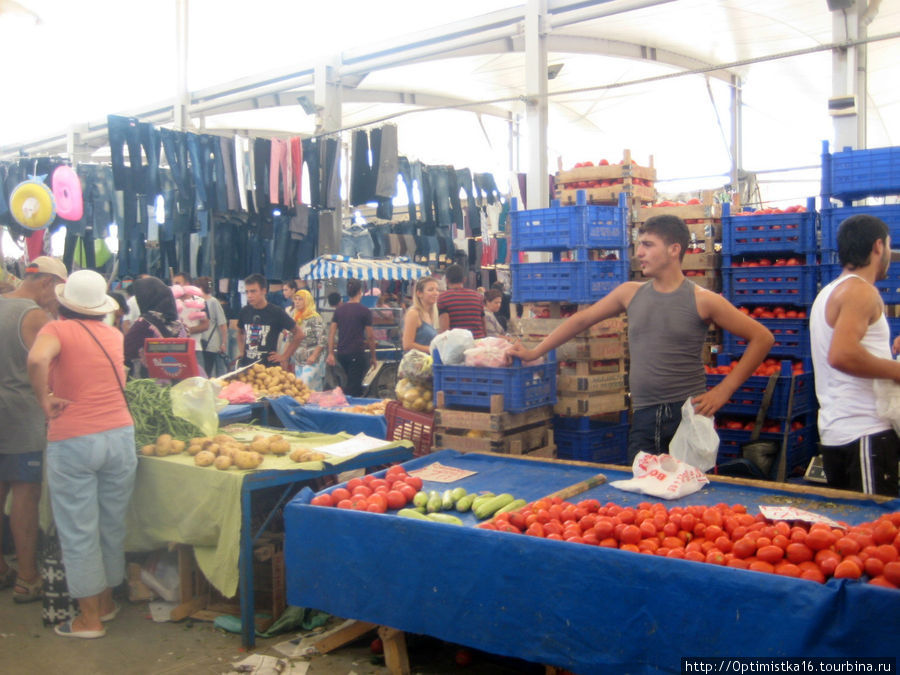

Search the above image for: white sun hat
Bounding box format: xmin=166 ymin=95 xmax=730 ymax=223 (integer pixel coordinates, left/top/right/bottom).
xmin=55 ymin=270 xmax=119 ymax=316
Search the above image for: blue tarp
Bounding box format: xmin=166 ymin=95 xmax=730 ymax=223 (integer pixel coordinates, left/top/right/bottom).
xmin=284 ymin=450 xmax=900 ymax=674
xmin=268 ymin=395 xmax=387 ymax=438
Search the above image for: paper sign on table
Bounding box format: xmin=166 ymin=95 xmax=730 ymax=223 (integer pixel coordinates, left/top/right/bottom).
xmin=408 ymin=462 xmax=477 ymax=483
xmin=759 ymin=505 xmax=846 ymax=529
xmin=316 ymin=433 xmax=392 ymax=458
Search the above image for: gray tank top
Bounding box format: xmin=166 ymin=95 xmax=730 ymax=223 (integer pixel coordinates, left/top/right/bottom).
xmin=627 ymin=279 xmax=708 ymax=409
xmin=0 ymin=297 xmax=47 ymax=454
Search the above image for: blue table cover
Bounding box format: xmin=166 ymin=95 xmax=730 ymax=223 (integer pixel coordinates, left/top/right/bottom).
xmin=269 ymin=395 xmax=387 ymax=438
xmin=218 ymin=401 xmax=268 ymax=424
xmin=284 ymin=450 xmax=900 ymax=674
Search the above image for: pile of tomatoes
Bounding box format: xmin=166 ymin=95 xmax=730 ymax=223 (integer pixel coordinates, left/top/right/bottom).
xmin=737 ymin=306 xmax=807 ymax=320
xmin=705 ymin=358 xmax=805 ymax=377
xmin=731 ymin=258 xmax=802 ymax=267
xmin=309 ymin=465 xmax=423 ymax=513
xmin=733 ymin=205 xmax=808 ymax=215
xmin=480 ymin=498 xmax=900 ymax=588
xmin=717 ymin=418 xmax=805 ymax=434
xmin=652 ymin=199 xmax=703 ymax=207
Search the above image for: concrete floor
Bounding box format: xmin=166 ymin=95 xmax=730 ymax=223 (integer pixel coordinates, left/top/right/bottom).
xmin=0 ymin=580 xmax=541 ymax=675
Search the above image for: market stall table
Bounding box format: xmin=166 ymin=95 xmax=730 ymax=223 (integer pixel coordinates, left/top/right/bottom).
xmin=269 ymin=395 xmax=387 ymax=438
xmin=284 ymin=450 xmax=900 ymax=674
xmin=125 ymin=426 xmax=413 ymax=648
xmin=218 ymin=401 xmax=270 ymax=425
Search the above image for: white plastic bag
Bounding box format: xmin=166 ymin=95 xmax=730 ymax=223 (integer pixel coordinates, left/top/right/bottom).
xmin=874 ymin=377 xmax=900 ymax=435
xmin=668 ymin=397 xmax=719 ymax=471
xmin=430 ymin=328 xmax=474 ymax=365
xmin=170 ymin=376 xmax=224 ymax=438
xmin=464 ymin=337 xmax=513 ymax=367
xmin=609 ymin=452 xmax=710 ymax=500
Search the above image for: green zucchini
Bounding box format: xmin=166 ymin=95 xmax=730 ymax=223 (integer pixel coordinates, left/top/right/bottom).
xmin=397 ymin=508 xmax=430 ymax=521
xmin=455 ymin=494 xmax=476 ymax=512
xmin=426 ymin=513 xmax=463 ymax=526
xmin=473 ymin=493 xmax=515 ymax=520
xmin=441 ymin=489 xmax=455 ymax=511
xmin=495 ymin=498 xmax=527 ymax=515
xmin=412 ymin=491 xmax=429 ymax=508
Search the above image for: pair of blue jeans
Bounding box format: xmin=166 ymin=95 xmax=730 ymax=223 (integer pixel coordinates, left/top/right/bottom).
xmin=46 ymin=425 xmax=137 ymax=599
xmin=108 ymin=115 xmax=160 ymax=196
xmin=340 ymin=228 xmax=375 ymax=258
xmin=627 ymin=403 xmax=681 ymax=463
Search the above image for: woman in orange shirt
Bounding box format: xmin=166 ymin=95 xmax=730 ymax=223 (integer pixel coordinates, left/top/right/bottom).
xmin=27 ymin=270 xmax=135 ymax=639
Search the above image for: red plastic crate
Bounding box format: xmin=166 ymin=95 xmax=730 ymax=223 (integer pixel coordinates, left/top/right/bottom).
xmin=385 ymin=400 xmax=434 ymax=457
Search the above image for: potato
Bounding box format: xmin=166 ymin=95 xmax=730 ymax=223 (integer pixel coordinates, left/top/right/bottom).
xmin=187 ymin=444 xmax=203 ymax=456
xmin=156 ymin=433 xmax=173 ymax=446
xmin=214 ymin=455 xmax=233 ymax=470
xmin=206 ymin=443 xmax=220 ymax=456
xmin=234 ymin=451 xmax=257 ymax=470
xmin=248 ymin=451 xmax=263 ymax=468
xmin=252 ymin=434 xmax=267 ymax=443
xmin=249 ymin=439 xmax=269 ymax=454
xmin=214 ymin=434 xmax=231 ymax=444
xmin=289 ymin=448 xmax=306 ymax=463
xmin=269 ymin=440 xmax=290 ymax=455
xmin=194 ymin=450 xmax=215 ymax=466
xmin=201 ymin=439 xmax=215 ymax=450
xmin=171 ymin=440 xmax=186 ymax=453
xmin=190 ymin=437 xmax=205 ymax=446
xmin=269 ymin=435 xmax=283 ymax=444
xmin=140 ymin=444 xmax=156 ymax=456
xmin=155 ymin=442 xmax=172 ymax=457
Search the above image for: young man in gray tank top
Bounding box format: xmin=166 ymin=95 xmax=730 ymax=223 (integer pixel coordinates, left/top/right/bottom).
xmin=0 ymin=257 xmax=68 ymax=602
xmin=810 ymin=214 xmax=900 ymax=496
xmin=511 ymin=215 xmax=773 ymax=462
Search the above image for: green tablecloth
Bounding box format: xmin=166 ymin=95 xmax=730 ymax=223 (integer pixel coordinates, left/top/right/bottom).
xmin=124 ymin=426 xmax=407 ymax=598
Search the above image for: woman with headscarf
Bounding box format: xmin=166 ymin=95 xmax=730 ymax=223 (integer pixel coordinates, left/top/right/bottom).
xmin=289 ymin=289 xmax=326 ymax=390
xmin=123 ymin=276 xmax=187 ymax=377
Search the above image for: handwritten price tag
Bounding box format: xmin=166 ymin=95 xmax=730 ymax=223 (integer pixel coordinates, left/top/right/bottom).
xmin=408 ymin=462 xmax=477 ymax=483
xmin=759 ymin=505 xmax=846 ymax=529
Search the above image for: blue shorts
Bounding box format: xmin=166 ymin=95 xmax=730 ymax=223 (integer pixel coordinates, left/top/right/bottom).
xmin=0 ymin=451 xmax=43 ymax=483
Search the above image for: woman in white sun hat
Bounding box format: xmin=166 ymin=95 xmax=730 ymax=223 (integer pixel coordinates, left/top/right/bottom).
xmin=26 ymin=270 xmax=135 ymax=639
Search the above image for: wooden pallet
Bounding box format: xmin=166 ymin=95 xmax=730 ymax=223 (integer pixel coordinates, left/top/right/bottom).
xmin=635 ymin=190 xmax=721 ymax=222
xmin=556 ymin=184 xmax=657 ymax=205
xmin=433 ymin=404 xmax=553 ymax=432
xmin=555 ymin=391 xmax=629 ymax=417
xmin=433 ymin=423 xmax=553 ymax=455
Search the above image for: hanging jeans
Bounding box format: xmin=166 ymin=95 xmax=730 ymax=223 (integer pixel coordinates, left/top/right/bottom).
xmin=253 ymin=138 xmax=271 ymax=212
xmin=350 ymin=129 xmax=373 ymax=206
xmin=184 ymin=133 xmax=208 ymax=211
xmin=264 ymin=212 xmax=292 ymax=280
xmin=323 ymin=138 xmax=341 ymax=210
xmin=76 ymin=164 xmax=118 ymax=237
xmin=269 ymin=138 xmax=292 ymax=207
xmin=397 ymin=156 xmax=419 ymax=224
xmin=374 ymin=124 xmax=398 ymax=199
xmin=456 ymin=168 xmax=481 ymax=236
xmin=234 ymin=135 xmax=253 ymax=212
xmin=317 ymin=211 xmax=340 ymax=256
xmin=201 ymin=134 xmax=228 ymax=213
xmin=220 ymin=136 xmax=240 ymax=211
xmin=340 ymin=227 xmax=375 ymax=259
xmin=108 ymin=115 xmax=159 ymax=196
xmin=303 ymin=138 xmax=321 ymax=209
xmin=474 ymin=172 xmax=502 ymax=205
xmin=160 ymin=128 xmax=190 ymax=196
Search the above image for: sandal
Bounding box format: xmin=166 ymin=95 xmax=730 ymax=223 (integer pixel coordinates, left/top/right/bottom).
xmin=54 ymin=618 xmax=106 ymax=639
xmin=100 ymin=601 xmax=120 ymax=622
xmin=0 ymin=568 xmax=16 ymax=591
xmin=12 ymin=576 xmax=42 ymax=604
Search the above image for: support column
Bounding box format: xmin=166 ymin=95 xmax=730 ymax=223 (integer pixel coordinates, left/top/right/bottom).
xmin=525 ymin=0 xmax=549 ymax=210
xmin=729 ymin=74 xmax=743 ymax=198
xmin=315 ymin=57 xmax=343 ymax=226
xmin=174 ymin=0 xmax=190 ymax=130
xmin=831 ymin=1 xmax=867 ymax=150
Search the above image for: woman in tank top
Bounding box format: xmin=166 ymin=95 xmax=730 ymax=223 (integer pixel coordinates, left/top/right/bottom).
xmin=402 ymin=276 xmax=439 ymax=354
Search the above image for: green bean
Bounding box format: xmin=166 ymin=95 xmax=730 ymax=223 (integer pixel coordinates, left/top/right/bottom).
xmin=125 ymin=379 xmax=205 ymax=450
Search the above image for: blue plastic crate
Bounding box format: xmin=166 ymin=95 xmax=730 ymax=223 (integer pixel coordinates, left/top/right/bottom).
xmin=553 ymin=411 xmax=629 ymax=431
xmin=432 ymin=350 xmax=557 ymax=413
xmin=820 ymin=203 xmax=900 ymax=252
xmin=822 ymin=140 xmax=900 ymax=202
xmin=722 ymin=198 xmax=818 ymax=255
xmin=555 ymin=425 xmax=629 ymax=464
xmin=716 ymin=422 xmax=817 ymax=471
xmin=820 ymin=263 xmax=900 ymax=304
xmin=511 ymin=260 xmax=629 ymax=303
xmin=722 ymin=266 xmax=817 ymax=306
xmin=889 ymin=317 xmax=900 ymax=340
xmin=724 ymin=318 xmax=809 ymax=359
xmin=511 ymin=192 xmax=628 ymax=251
xmin=706 ymin=362 xmax=814 ymax=418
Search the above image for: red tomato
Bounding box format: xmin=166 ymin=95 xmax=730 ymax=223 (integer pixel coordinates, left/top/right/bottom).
xmin=869 ymin=575 xmax=899 ymax=589
xmin=786 ymin=543 xmax=813 ymax=564
xmin=865 ymin=557 xmax=885 ymax=577
xmin=404 ymin=476 xmax=423 ymax=490
xmin=619 ymin=525 xmax=642 ymax=545
xmin=367 ymin=493 xmax=388 ymax=512
xmin=352 ymin=485 xmax=373 ymax=498
xmin=385 ymin=490 xmax=406 ymax=510
xmin=396 ymin=483 xmax=417 ymax=501
xmin=332 ymin=487 xmax=351 ymax=502
xmin=336 ymin=499 xmax=353 ymax=509
xmin=834 ymin=560 xmax=862 ymax=579
xmin=351 ymin=498 xmax=369 ymax=511
xmin=884 ymin=562 xmax=900 ymax=586
xmin=311 ymin=494 xmax=334 ymax=507
xmin=346 ymin=478 xmax=364 ymax=492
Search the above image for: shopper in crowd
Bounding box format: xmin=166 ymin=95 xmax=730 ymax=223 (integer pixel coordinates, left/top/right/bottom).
xmin=326 ymin=278 xmax=376 ymax=396
xmin=280 ymin=279 xmax=299 ymax=309
xmin=483 ymin=289 xmax=505 ymax=338
xmin=27 ymin=270 xmax=134 ymax=638
xmin=289 ymin=289 xmax=327 ymax=390
xmin=124 ymin=276 xmax=188 ymax=377
xmin=437 ymin=264 xmax=485 ymax=338
xmin=810 ymin=214 xmax=900 ymax=496
xmin=0 ymin=256 xmax=67 ymax=604
xmin=109 ymin=292 xmax=129 ymax=333
xmin=511 ymin=215 xmax=773 ymax=461
xmin=194 ymin=276 xmax=229 ymax=377
xmin=121 ymin=280 xmax=140 ymax=333
xmin=237 ymin=273 xmax=303 ymax=369
xmin=491 ymin=280 xmax=511 ymax=331
xmin=402 ymin=276 xmax=439 ymax=354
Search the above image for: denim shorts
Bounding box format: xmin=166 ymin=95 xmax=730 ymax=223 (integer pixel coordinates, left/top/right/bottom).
xmin=0 ymin=451 xmax=43 ymax=483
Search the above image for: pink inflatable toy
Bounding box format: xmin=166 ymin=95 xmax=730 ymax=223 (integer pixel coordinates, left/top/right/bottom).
xmin=52 ymin=166 xmax=83 ymax=221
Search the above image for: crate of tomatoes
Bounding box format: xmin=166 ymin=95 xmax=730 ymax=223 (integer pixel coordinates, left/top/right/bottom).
xmin=705 ymin=357 xmax=813 ymax=418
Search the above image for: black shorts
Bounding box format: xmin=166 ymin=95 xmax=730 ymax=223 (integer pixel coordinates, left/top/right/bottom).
xmin=820 ymin=428 xmax=899 ymax=497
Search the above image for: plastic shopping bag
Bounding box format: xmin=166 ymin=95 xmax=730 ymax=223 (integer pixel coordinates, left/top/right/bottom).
xmin=170 ymin=376 xmax=224 ymax=438
xmin=609 ymin=452 xmax=710 ymax=500
xmin=874 ymin=377 xmax=900 ymax=435
xmin=430 ymin=328 xmax=474 ymax=365
xmin=668 ymin=397 xmax=719 ymax=471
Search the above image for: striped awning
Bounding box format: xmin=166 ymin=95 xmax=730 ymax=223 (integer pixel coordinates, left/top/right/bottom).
xmin=298 ymin=255 xmax=432 ymax=282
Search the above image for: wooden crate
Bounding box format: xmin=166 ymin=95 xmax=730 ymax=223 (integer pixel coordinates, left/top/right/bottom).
xmin=636 ymin=190 xmax=721 ymax=222
xmin=513 ymin=312 xmax=626 ymax=340
xmin=433 ymin=423 xmax=553 ymax=455
xmin=433 ymin=405 xmax=553 ymax=433
xmin=555 ymin=150 xmax=656 ymax=184
xmin=557 ymin=371 xmax=626 ymax=393
xmin=555 ymin=391 xmax=629 ymax=417
xmin=558 ymin=357 xmax=627 ymax=376
xmin=169 ymin=536 xmax=285 ymax=632
xmin=684 ymin=270 xmax=721 ymax=291
xmin=557 ymin=184 xmax=656 ymax=206
xmin=521 ymin=336 xmax=626 ymax=361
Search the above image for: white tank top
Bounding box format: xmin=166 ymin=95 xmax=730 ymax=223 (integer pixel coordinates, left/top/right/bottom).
xmin=810 ymin=274 xmax=891 ymax=445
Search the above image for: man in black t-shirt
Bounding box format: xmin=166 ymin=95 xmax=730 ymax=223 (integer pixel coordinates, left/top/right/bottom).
xmin=237 ymin=273 xmax=302 ymax=368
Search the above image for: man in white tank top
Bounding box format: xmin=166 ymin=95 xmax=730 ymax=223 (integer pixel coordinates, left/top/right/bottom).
xmin=810 ymin=214 xmax=900 ymax=496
